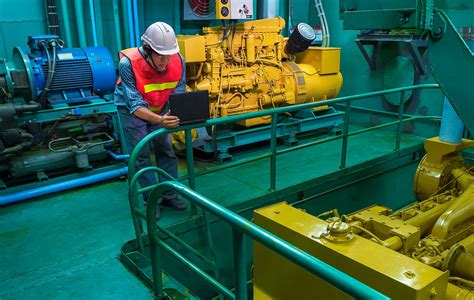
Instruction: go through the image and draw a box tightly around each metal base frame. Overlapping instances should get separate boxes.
[195,107,344,162]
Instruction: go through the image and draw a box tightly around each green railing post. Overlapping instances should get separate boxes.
[395,92,406,151]
[185,128,198,215]
[201,208,221,282]
[146,203,164,298]
[270,114,278,191]
[233,229,247,300]
[340,101,352,169]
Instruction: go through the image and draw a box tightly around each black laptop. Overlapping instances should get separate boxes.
[169,90,210,125]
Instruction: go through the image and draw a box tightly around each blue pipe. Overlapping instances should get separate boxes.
[89,0,98,46]
[106,150,130,161]
[127,0,135,47]
[0,167,128,206]
[132,0,140,47]
[439,99,464,143]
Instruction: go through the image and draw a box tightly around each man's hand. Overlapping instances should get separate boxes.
[133,107,180,128]
[158,110,180,128]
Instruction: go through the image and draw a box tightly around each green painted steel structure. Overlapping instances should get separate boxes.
[124,83,440,298]
[338,0,474,135]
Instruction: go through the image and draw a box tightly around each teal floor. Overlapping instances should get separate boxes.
[0,127,426,299]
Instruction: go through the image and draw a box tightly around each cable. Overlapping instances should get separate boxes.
[351,225,386,246]
[429,166,474,198]
[449,277,474,289]
[207,21,232,47]
[38,40,57,107]
[229,21,243,63]
[313,0,330,47]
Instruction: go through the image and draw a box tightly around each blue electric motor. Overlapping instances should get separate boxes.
[0,35,116,106]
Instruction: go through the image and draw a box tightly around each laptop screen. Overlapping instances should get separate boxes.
[168,90,210,125]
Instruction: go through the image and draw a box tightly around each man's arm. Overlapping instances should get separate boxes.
[174,53,187,93]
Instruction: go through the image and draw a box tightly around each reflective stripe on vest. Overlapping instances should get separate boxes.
[144,81,179,93]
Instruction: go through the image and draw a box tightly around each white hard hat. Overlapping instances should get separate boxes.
[141,22,179,55]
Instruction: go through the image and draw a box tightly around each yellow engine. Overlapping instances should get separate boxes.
[253,137,474,299]
[177,18,343,127]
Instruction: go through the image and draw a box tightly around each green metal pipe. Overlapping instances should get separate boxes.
[277,135,342,155]
[334,104,440,122]
[128,84,439,180]
[146,181,389,300]
[395,92,406,151]
[74,0,87,47]
[121,0,131,48]
[340,101,352,169]
[156,223,215,267]
[93,0,104,45]
[89,0,98,46]
[277,116,441,156]
[59,0,73,47]
[173,0,181,35]
[147,208,165,298]
[179,153,272,181]
[112,0,123,50]
[129,166,176,253]
[270,114,278,191]
[185,129,197,215]
[157,239,235,299]
[233,229,248,300]
[201,206,221,282]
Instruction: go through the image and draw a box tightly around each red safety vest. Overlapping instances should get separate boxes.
[117,48,183,113]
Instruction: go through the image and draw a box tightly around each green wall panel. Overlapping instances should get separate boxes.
[302,0,445,137]
[0,0,47,59]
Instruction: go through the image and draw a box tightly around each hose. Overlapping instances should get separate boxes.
[207,22,232,47]
[229,21,243,63]
[313,0,330,47]
[0,131,34,156]
[0,145,23,156]
[14,102,42,113]
[38,41,57,107]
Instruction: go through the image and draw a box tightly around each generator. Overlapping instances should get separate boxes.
[0,35,122,192]
[177,18,344,160]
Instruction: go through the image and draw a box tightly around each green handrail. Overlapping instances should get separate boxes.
[127,83,440,180]
[145,181,390,299]
[127,84,440,299]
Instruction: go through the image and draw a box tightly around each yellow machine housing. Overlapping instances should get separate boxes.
[177,18,343,127]
[254,137,474,299]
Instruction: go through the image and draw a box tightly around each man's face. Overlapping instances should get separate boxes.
[151,51,171,72]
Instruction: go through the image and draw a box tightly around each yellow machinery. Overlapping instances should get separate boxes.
[177,18,343,127]
[253,138,474,299]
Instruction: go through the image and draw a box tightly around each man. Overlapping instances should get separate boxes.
[115,22,187,219]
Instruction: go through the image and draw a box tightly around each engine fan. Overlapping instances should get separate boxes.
[184,0,216,20]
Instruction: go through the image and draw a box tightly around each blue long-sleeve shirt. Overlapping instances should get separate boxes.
[114,46,186,114]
